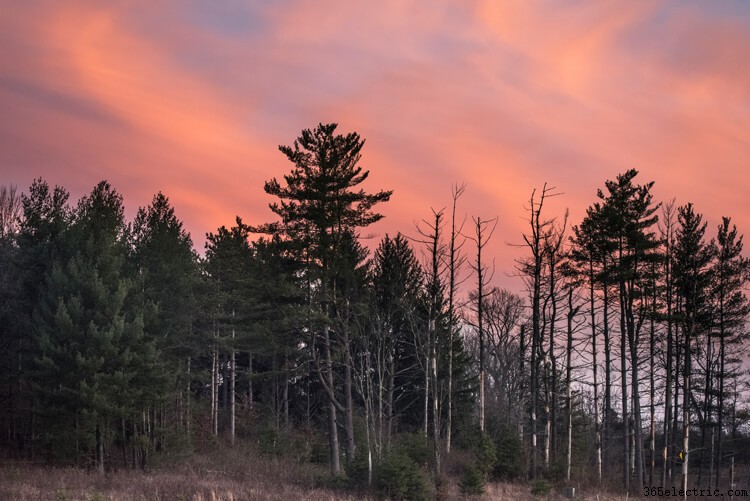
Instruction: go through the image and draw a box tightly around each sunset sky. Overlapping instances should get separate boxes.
[2,1,749,291]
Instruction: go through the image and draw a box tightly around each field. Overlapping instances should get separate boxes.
[0,443,650,501]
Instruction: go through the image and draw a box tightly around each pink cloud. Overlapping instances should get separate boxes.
[1,0,749,291]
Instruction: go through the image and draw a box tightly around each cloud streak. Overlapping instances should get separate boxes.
[1,0,749,289]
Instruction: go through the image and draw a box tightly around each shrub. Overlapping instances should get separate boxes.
[309,437,329,464]
[346,450,371,486]
[530,478,552,497]
[474,432,497,476]
[494,428,523,480]
[376,450,428,501]
[256,425,311,462]
[459,463,485,497]
[394,432,432,466]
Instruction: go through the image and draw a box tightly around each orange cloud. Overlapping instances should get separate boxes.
[1,1,749,292]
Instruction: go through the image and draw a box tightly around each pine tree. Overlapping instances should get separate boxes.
[597,170,660,491]
[0,185,23,453]
[712,217,749,488]
[371,233,424,448]
[32,181,163,472]
[253,123,392,473]
[674,203,715,493]
[130,192,200,440]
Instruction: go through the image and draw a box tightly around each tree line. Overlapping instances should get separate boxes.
[0,123,748,497]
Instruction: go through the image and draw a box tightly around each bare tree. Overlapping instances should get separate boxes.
[446,183,467,454]
[516,184,560,478]
[467,215,498,433]
[416,209,446,475]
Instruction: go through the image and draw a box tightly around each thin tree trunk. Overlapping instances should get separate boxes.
[387,346,395,449]
[590,263,602,483]
[186,357,191,437]
[548,254,558,464]
[566,288,577,482]
[663,289,673,485]
[650,276,656,486]
[230,311,236,446]
[283,356,289,428]
[344,328,356,465]
[324,326,341,474]
[96,422,105,474]
[519,324,525,442]
[211,344,218,437]
[682,327,691,498]
[248,351,254,411]
[477,216,485,434]
[447,183,464,454]
[620,279,630,491]
[602,271,612,463]
[424,348,430,437]
[717,297,726,489]
[431,318,440,475]
[544,369,551,469]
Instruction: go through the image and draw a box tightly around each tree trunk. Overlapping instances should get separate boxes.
[602,270,612,462]
[662,285,673,486]
[230,311,236,446]
[423,348,430,437]
[96,422,105,474]
[566,289,577,482]
[446,182,464,454]
[717,297,726,489]
[344,328,356,466]
[211,344,218,437]
[248,351,254,411]
[324,326,341,474]
[548,256,558,464]
[589,261,602,483]
[387,346,395,449]
[620,280,629,491]
[186,357,191,437]
[682,327,691,498]
[431,319,441,475]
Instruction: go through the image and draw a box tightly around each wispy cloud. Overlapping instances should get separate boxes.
[1,0,748,286]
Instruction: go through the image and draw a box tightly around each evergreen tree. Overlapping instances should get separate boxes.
[253,123,392,473]
[8,179,72,457]
[0,185,23,453]
[674,203,716,492]
[597,169,660,491]
[371,233,423,446]
[32,181,162,471]
[130,192,200,440]
[711,217,749,487]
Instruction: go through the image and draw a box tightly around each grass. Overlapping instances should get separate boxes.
[0,440,658,500]
[0,443,368,501]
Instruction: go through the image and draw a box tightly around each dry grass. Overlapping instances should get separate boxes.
[0,444,370,501]
[0,443,654,501]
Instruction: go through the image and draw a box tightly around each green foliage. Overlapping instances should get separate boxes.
[32,181,165,465]
[459,463,485,497]
[376,450,428,501]
[315,473,349,490]
[394,432,432,466]
[475,432,497,475]
[530,478,552,497]
[345,450,370,485]
[256,425,310,460]
[493,427,523,480]
[309,437,330,465]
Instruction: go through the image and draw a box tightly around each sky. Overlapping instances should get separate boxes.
[2,0,749,292]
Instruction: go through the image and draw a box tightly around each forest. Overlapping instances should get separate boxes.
[1,123,749,500]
